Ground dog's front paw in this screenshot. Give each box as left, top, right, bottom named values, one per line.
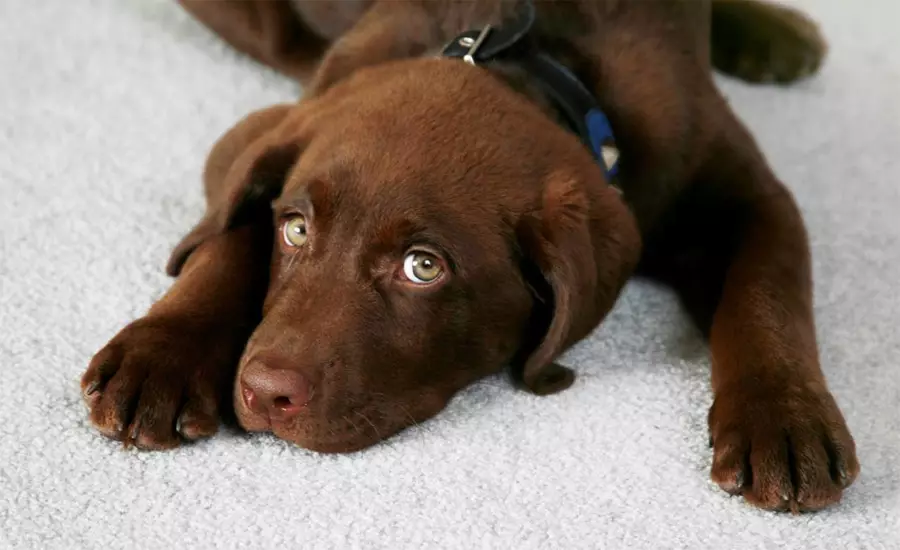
left=711, top=1, right=827, bottom=84
left=707, top=379, right=859, bottom=512
left=81, top=316, right=238, bottom=450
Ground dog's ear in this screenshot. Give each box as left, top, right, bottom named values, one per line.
left=514, top=172, right=641, bottom=395
left=166, top=104, right=301, bottom=276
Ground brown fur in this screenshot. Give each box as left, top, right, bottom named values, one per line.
left=81, top=0, right=857, bottom=512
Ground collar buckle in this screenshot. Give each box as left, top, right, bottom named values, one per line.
left=459, top=25, right=493, bottom=66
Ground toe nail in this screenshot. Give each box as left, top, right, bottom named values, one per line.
left=128, top=419, right=141, bottom=443
left=734, top=471, right=744, bottom=488
left=840, top=467, right=854, bottom=487
left=84, top=382, right=100, bottom=396
left=175, top=416, right=184, bottom=437
left=838, top=465, right=850, bottom=483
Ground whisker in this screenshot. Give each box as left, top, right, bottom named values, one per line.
left=367, top=391, right=432, bottom=436
left=355, top=411, right=382, bottom=439
left=343, top=414, right=363, bottom=436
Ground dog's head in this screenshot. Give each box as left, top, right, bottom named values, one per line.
left=168, top=59, right=640, bottom=452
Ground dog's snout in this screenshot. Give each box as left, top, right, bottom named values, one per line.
left=240, top=362, right=311, bottom=421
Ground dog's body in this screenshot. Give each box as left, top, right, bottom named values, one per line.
left=82, top=0, right=858, bottom=512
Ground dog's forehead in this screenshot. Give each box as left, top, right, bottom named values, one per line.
left=291, top=59, right=562, bottom=201
left=277, top=58, right=577, bottom=256
left=310, top=59, right=554, bottom=168
left=283, top=146, right=504, bottom=247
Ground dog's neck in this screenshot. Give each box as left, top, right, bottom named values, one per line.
left=436, top=2, right=592, bottom=113
left=436, top=5, right=620, bottom=180
left=301, top=0, right=619, bottom=178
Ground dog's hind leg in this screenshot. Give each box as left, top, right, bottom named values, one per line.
left=710, top=0, right=827, bottom=84
left=177, top=0, right=328, bottom=82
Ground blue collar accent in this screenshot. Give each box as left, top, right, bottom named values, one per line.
left=440, top=1, right=620, bottom=181
left=586, top=108, right=619, bottom=178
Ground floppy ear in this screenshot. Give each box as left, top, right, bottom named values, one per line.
left=166, top=104, right=302, bottom=276
left=515, top=172, right=641, bottom=395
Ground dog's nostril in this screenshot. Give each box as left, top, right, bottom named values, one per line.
left=273, top=396, right=293, bottom=409
left=240, top=361, right=311, bottom=421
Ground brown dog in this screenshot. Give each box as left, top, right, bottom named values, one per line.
left=81, top=0, right=858, bottom=512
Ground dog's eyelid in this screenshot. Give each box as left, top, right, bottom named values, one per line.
left=404, top=242, right=440, bottom=256
left=272, top=198, right=314, bottom=220
left=274, top=208, right=305, bottom=221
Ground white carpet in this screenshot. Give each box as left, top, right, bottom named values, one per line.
left=2, top=0, right=898, bottom=548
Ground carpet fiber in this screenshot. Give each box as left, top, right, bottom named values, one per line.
left=2, top=1, right=898, bottom=548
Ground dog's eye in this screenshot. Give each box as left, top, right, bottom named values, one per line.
left=282, top=216, right=308, bottom=247
left=402, top=251, right=444, bottom=284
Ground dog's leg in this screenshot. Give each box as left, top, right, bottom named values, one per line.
left=305, top=2, right=435, bottom=95
left=640, top=117, right=859, bottom=512
left=177, top=0, right=326, bottom=81
left=703, top=184, right=859, bottom=512
left=81, top=222, right=271, bottom=450
left=711, top=0, right=827, bottom=83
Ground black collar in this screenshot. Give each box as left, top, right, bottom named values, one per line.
left=440, top=0, right=620, bottom=181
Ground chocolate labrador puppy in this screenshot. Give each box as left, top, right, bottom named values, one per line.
left=82, top=0, right=858, bottom=512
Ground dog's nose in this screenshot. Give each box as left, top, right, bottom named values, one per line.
left=240, top=362, right=310, bottom=421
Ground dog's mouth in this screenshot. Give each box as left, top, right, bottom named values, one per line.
left=238, top=405, right=412, bottom=453
left=232, top=378, right=446, bottom=453
left=272, top=411, right=397, bottom=454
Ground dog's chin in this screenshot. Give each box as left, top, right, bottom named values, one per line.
left=232, top=385, right=451, bottom=453
left=274, top=427, right=392, bottom=454
left=234, top=407, right=385, bottom=453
